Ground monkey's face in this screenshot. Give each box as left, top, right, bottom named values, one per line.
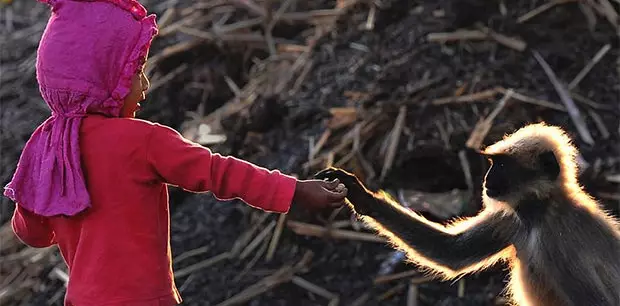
left=483, top=151, right=560, bottom=201
left=483, top=154, right=523, bottom=199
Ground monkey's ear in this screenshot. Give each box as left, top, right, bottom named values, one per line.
left=539, top=151, right=560, bottom=180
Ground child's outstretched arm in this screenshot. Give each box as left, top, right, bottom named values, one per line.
left=11, top=204, right=56, bottom=248
left=146, top=124, right=345, bottom=213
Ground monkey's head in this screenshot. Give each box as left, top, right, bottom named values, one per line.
left=480, top=122, right=579, bottom=205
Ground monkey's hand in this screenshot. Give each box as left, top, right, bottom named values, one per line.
left=313, top=167, right=376, bottom=216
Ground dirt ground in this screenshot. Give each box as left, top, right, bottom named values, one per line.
left=2, top=0, right=619, bottom=305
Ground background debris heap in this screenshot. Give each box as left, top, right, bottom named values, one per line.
left=1, top=0, right=619, bottom=305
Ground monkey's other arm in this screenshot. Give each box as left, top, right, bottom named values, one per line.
left=314, top=168, right=517, bottom=275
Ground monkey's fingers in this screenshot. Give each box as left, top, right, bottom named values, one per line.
left=313, top=168, right=339, bottom=180
left=314, top=167, right=360, bottom=186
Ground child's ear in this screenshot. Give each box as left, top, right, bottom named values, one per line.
left=539, top=151, right=560, bottom=180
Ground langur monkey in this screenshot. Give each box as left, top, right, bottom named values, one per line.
left=314, top=123, right=620, bottom=306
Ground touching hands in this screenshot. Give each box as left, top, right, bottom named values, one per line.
left=293, top=178, right=347, bottom=210
left=313, top=167, right=375, bottom=216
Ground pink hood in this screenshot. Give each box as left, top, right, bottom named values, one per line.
left=4, top=0, right=158, bottom=216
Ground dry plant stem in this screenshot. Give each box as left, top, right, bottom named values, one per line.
left=427, top=30, right=487, bottom=42
left=234, top=234, right=271, bottom=282
left=239, top=220, right=276, bottom=259
left=215, top=18, right=264, bottom=34
left=606, top=174, right=620, bottom=183
left=596, top=192, right=620, bottom=201
left=291, top=276, right=339, bottom=300
left=517, top=0, right=576, bottom=23
left=364, top=4, right=377, bottom=30
left=1, top=268, right=21, bottom=289
left=475, top=24, right=527, bottom=51
left=0, top=279, right=37, bottom=304
left=466, top=89, right=514, bottom=149
left=407, top=280, right=419, bottom=306
left=350, top=293, right=371, bottom=306
left=459, top=149, right=474, bottom=190
left=427, top=27, right=526, bottom=52
left=496, top=87, right=565, bottom=111
left=0, top=247, right=46, bottom=263
left=47, top=287, right=65, bottom=305
left=157, top=11, right=202, bottom=37
left=224, top=75, right=242, bottom=97
left=377, top=283, right=406, bottom=301
left=147, top=63, right=188, bottom=94
left=568, top=43, right=611, bottom=90
left=432, top=88, right=499, bottom=105
left=157, top=7, right=176, bottom=29
left=265, top=214, right=287, bottom=262
left=174, top=245, right=210, bottom=264
left=569, top=92, right=612, bottom=110
left=328, top=297, right=341, bottom=306
left=174, top=252, right=231, bottom=279
left=230, top=212, right=271, bottom=256
left=588, top=109, right=610, bottom=139
left=585, top=0, right=619, bottom=27
left=231, top=0, right=267, bottom=17
left=374, top=270, right=420, bottom=284
left=214, top=267, right=291, bottom=306
left=146, top=40, right=202, bottom=73
left=325, top=206, right=345, bottom=227
left=380, top=105, right=407, bottom=181
left=329, top=220, right=353, bottom=229
left=304, top=112, right=385, bottom=169
left=286, top=220, right=385, bottom=243
left=458, top=279, right=465, bottom=297
left=289, top=58, right=315, bottom=95
left=50, top=268, right=68, bottom=287
left=374, top=270, right=432, bottom=284
left=214, top=252, right=313, bottom=306
left=533, top=51, right=595, bottom=145
left=309, top=129, right=331, bottom=161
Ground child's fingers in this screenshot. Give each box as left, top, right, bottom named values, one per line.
left=333, top=183, right=346, bottom=193
left=320, top=179, right=340, bottom=190
left=323, top=186, right=347, bottom=202
left=328, top=200, right=345, bottom=208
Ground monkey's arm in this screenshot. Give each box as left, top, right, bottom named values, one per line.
left=314, top=168, right=517, bottom=278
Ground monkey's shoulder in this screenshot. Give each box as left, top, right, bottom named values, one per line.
left=516, top=201, right=620, bottom=258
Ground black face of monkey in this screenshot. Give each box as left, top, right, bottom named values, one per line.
left=483, top=151, right=560, bottom=199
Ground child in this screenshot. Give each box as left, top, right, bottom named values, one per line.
left=5, top=1, right=347, bottom=305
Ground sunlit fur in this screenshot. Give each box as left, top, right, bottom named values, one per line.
left=353, top=191, right=516, bottom=280
left=484, top=123, right=577, bottom=204
left=322, top=122, right=620, bottom=306
left=483, top=122, right=617, bottom=219
left=486, top=123, right=619, bottom=305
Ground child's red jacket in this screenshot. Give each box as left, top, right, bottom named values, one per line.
left=11, top=115, right=297, bottom=306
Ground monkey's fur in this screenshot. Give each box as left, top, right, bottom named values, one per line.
left=314, top=123, right=620, bottom=306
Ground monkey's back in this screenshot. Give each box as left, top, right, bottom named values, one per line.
left=512, top=201, right=620, bottom=306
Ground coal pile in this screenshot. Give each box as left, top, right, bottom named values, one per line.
left=1, top=0, right=619, bottom=305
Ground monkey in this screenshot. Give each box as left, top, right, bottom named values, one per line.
left=314, top=122, right=620, bottom=306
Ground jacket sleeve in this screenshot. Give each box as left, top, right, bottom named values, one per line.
left=11, top=204, right=56, bottom=248
left=146, top=123, right=297, bottom=213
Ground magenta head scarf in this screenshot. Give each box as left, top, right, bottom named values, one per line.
left=3, top=0, right=158, bottom=216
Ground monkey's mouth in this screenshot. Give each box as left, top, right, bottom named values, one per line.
left=486, top=190, right=500, bottom=198
left=484, top=185, right=503, bottom=198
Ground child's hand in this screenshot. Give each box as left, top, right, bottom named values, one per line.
left=293, top=179, right=347, bottom=210
left=313, top=167, right=375, bottom=216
